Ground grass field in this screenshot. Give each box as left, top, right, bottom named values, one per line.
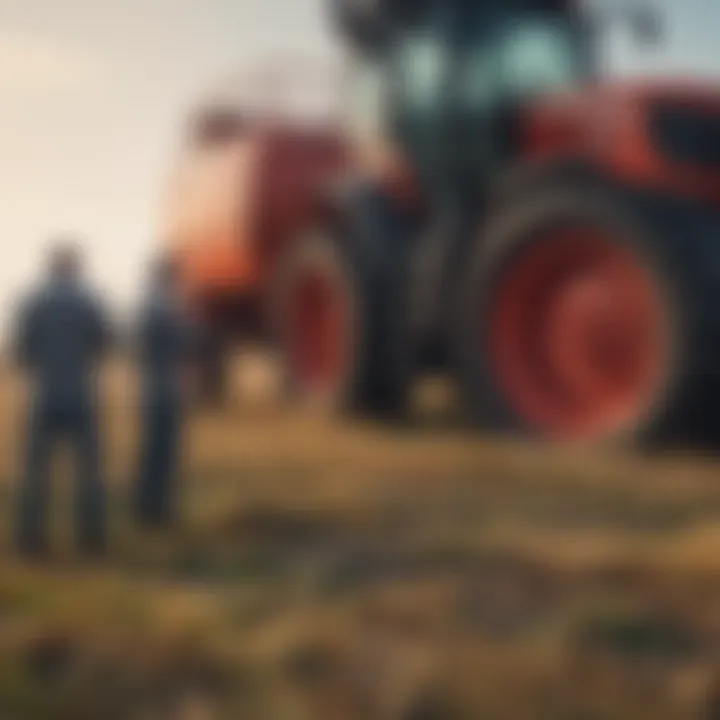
left=1, top=358, right=720, bottom=718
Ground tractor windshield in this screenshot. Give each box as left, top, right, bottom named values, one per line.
left=468, top=13, right=587, bottom=99
left=346, top=0, right=590, bottom=195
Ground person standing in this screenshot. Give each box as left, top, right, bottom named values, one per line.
left=14, top=241, right=111, bottom=557
left=133, top=254, right=197, bottom=528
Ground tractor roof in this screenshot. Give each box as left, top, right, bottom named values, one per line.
left=193, top=54, right=344, bottom=131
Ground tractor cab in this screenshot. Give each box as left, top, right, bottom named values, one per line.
left=338, top=0, right=592, bottom=201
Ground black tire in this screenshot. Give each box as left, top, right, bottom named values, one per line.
left=196, top=331, right=228, bottom=406
left=270, top=223, right=410, bottom=418
left=455, top=185, right=699, bottom=446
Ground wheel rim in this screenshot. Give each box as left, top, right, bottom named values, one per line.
left=287, top=265, right=352, bottom=399
left=489, top=227, right=670, bottom=441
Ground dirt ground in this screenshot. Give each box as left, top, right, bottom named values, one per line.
left=0, top=356, right=720, bottom=719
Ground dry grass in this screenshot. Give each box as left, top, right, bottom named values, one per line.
left=0, top=357, right=719, bottom=718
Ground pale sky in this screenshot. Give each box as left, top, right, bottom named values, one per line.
left=0, top=0, right=717, bottom=326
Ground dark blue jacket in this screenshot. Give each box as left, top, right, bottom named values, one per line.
left=136, top=287, right=197, bottom=403
left=15, top=279, right=110, bottom=405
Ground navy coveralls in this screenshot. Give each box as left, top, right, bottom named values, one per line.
left=15, top=279, right=110, bottom=554
left=134, top=288, right=195, bottom=527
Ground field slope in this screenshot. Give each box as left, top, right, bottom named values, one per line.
left=0, top=363, right=719, bottom=718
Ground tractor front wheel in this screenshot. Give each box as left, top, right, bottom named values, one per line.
left=271, top=221, right=411, bottom=418
left=271, top=231, right=360, bottom=411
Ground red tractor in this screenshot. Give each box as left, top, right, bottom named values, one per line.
left=269, top=0, right=720, bottom=444
left=164, top=58, right=348, bottom=400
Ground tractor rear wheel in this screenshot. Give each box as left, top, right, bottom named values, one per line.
left=457, top=189, right=693, bottom=445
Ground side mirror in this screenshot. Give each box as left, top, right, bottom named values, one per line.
left=329, top=0, right=390, bottom=54
left=584, top=1, right=663, bottom=49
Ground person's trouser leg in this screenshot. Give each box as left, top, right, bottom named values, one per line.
left=135, top=399, right=162, bottom=525
left=135, top=397, right=180, bottom=527
left=155, top=402, right=180, bottom=525
left=16, top=403, right=53, bottom=556
left=73, top=404, right=106, bottom=554
left=133, top=399, right=152, bottom=524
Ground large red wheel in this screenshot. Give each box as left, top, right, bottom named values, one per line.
left=458, top=189, right=687, bottom=445
left=490, top=227, right=670, bottom=440
left=272, top=231, right=360, bottom=409
left=286, top=265, right=353, bottom=399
